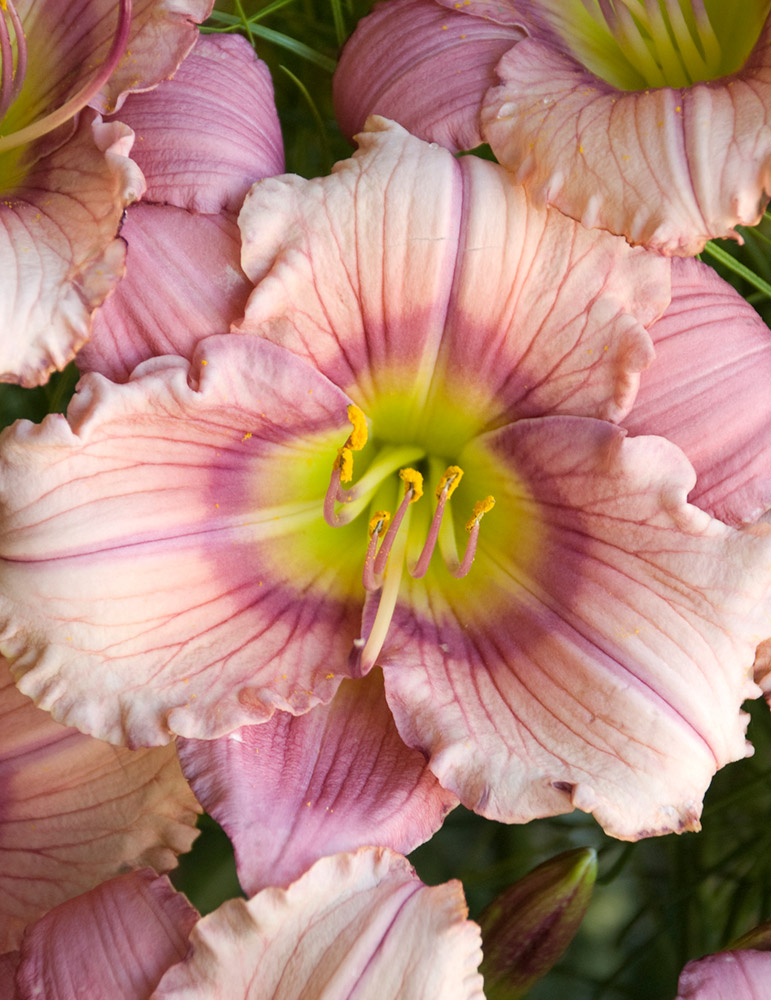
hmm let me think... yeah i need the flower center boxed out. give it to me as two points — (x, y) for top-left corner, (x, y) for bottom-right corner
(553, 0), (769, 90)
(0, 0), (132, 156)
(324, 405), (495, 672)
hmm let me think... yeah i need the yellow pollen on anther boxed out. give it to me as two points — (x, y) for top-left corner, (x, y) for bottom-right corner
(436, 465), (463, 500)
(346, 404), (368, 451)
(399, 467), (424, 502)
(466, 495), (495, 531)
(335, 446), (354, 484)
(368, 510), (391, 537)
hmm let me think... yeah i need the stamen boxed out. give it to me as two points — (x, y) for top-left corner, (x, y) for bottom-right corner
(410, 465), (463, 579)
(373, 468), (424, 576)
(363, 511), (390, 591)
(450, 495), (495, 578)
(323, 407), (370, 527)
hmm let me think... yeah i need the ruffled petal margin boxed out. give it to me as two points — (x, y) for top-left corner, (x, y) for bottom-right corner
(377, 416), (771, 838)
(177, 669), (457, 894)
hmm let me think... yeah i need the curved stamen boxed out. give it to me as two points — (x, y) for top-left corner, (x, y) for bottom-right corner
(373, 468), (423, 576)
(0, 0), (132, 153)
(410, 465), (463, 579)
(0, 2), (13, 122)
(363, 511), (390, 591)
(4, 0), (26, 111)
(450, 496), (495, 578)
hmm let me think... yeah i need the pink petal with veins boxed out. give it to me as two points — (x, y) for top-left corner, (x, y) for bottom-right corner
(676, 950), (771, 999)
(0, 336), (363, 746)
(153, 848), (484, 1000)
(78, 206), (251, 381)
(625, 257), (771, 526)
(239, 118), (667, 426)
(482, 25), (771, 255)
(0, 113), (144, 386)
(377, 417), (771, 838)
(15, 870), (199, 1000)
(178, 669), (457, 895)
(334, 0), (521, 150)
(0, 657), (200, 951)
(110, 34), (284, 212)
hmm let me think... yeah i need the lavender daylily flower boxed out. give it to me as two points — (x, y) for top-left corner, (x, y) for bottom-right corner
(0, 121), (769, 844)
(334, 0), (771, 254)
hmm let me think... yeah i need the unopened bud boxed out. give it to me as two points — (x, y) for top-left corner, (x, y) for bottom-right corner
(479, 847), (597, 1000)
(730, 918), (771, 952)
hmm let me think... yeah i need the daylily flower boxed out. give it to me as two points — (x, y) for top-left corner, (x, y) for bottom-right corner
(5, 849), (484, 999)
(334, 0), (771, 254)
(0, 120), (769, 843)
(0, 655), (200, 952)
(76, 32), (285, 383)
(0, 0), (213, 386)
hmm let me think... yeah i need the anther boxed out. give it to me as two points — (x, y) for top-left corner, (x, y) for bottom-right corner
(363, 511), (390, 591)
(324, 406), (370, 526)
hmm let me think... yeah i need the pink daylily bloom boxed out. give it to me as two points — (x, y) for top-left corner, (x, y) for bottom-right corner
(77, 34), (284, 383)
(675, 949), (771, 999)
(7, 851), (483, 1000)
(0, 656), (200, 952)
(0, 0), (213, 386)
(177, 669), (458, 894)
(0, 121), (769, 841)
(335, 0), (771, 254)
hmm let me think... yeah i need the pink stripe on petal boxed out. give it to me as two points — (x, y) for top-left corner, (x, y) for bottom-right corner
(178, 669), (457, 895)
(0, 336), (364, 746)
(78, 206), (252, 381)
(379, 417), (771, 837)
(482, 27), (771, 255)
(111, 35), (284, 212)
(0, 658), (200, 951)
(16, 870), (198, 1000)
(153, 849), (484, 1000)
(334, 0), (521, 149)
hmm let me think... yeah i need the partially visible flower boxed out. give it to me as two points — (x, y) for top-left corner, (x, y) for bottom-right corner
(1, 122), (768, 844)
(675, 921), (771, 999)
(479, 848), (596, 1000)
(334, 0), (771, 254)
(77, 33), (284, 383)
(0, 656), (200, 952)
(0, 0), (213, 386)
(6, 850), (484, 1000)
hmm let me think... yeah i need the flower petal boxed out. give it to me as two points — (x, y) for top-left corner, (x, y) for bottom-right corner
(0, 113), (144, 386)
(675, 950), (771, 1000)
(482, 28), (771, 254)
(334, 0), (521, 150)
(153, 848), (484, 1000)
(92, 0), (215, 115)
(239, 118), (667, 430)
(0, 656), (200, 951)
(377, 417), (770, 837)
(109, 35), (284, 212)
(625, 257), (771, 526)
(77, 206), (252, 381)
(177, 669), (457, 895)
(0, 335), (364, 746)
(15, 870), (199, 1000)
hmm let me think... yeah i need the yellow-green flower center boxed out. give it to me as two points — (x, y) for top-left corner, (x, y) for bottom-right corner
(553, 0), (770, 89)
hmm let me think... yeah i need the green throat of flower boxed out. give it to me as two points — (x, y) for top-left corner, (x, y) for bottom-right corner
(324, 405), (495, 672)
(557, 0), (770, 90)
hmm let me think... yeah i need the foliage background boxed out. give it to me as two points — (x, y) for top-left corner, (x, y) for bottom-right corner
(2, 2), (770, 996)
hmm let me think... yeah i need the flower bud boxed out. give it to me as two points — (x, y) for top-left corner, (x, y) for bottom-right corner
(479, 847), (597, 1000)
